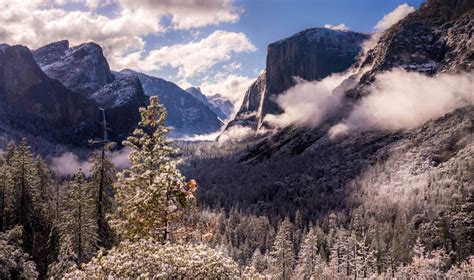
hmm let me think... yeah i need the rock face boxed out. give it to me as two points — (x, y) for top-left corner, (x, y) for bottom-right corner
(227, 29), (369, 131)
(90, 76), (148, 140)
(117, 70), (222, 136)
(33, 40), (115, 96)
(185, 87), (232, 120)
(225, 72), (266, 130)
(0, 45), (100, 144)
(358, 0), (474, 87)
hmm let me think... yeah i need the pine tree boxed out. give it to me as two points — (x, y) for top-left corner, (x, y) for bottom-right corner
(327, 227), (349, 278)
(0, 155), (8, 231)
(90, 144), (116, 248)
(250, 247), (267, 274)
(111, 96), (195, 242)
(9, 139), (41, 227)
(60, 170), (97, 263)
(33, 156), (52, 220)
(293, 226), (323, 280)
(47, 234), (78, 279)
(354, 233), (377, 278)
(268, 218), (295, 279)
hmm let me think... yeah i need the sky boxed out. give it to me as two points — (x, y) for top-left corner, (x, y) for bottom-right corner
(0, 0), (424, 105)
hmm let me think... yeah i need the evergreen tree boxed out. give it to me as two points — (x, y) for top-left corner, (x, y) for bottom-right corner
(90, 145), (116, 248)
(9, 139), (40, 227)
(250, 247), (267, 274)
(0, 155), (8, 231)
(47, 234), (78, 279)
(351, 232), (377, 278)
(293, 226), (323, 280)
(111, 96), (195, 242)
(60, 170), (97, 263)
(327, 228), (349, 278)
(268, 218), (295, 279)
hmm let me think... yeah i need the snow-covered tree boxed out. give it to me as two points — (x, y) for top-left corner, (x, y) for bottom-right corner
(64, 239), (240, 279)
(9, 139), (42, 227)
(90, 144), (116, 248)
(293, 226), (324, 280)
(111, 96), (195, 242)
(251, 247), (267, 274)
(445, 256), (474, 279)
(0, 154), (11, 231)
(60, 170), (97, 263)
(354, 233), (377, 278)
(268, 218), (295, 279)
(47, 234), (78, 279)
(0, 225), (38, 279)
(395, 237), (448, 279)
(325, 228), (349, 279)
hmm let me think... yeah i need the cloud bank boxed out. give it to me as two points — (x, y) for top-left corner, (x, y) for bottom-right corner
(50, 152), (92, 176)
(330, 69), (474, 138)
(265, 72), (355, 128)
(374, 3), (415, 32)
(324, 23), (350, 31)
(49, 148), (131, 176)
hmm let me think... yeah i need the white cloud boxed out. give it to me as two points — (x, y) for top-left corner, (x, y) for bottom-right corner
(117, 0), (241, 30)
(49, 148), (132, 176)
(265, 72), (355, 128)
(218, 125), (254, 143)
(50, 152), (92, 176)
(329, 69), (474, 138)
(374, 3), (415, 31)
(0, 0), (246, 76)
(145, 31), (255, 78)
(324, 23), (350, 31)
(110, 148), (131, 170)
(113, 31), (255, 78)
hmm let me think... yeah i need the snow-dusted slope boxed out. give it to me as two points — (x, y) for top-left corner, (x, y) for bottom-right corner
(33, 40), (115, 96)
(185, 87), (232, 120)
(116, 69), (223, 136)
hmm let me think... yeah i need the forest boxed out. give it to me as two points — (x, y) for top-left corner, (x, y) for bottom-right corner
(0, 96), (472, 279)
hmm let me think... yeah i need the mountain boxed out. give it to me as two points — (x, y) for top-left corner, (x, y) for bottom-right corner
(239, 0), (473, 161)
(185, 87), (232, 120)
(30, 40), (146, 143)
(33, 40), (115, 96)
(207, 94), (234, 119)
(226, 28), (369, 130)
(0, 45), (100, 145)
(90, 76), (148, 140)
(32, 41), (222, 137)
(116, 69), (222, 136)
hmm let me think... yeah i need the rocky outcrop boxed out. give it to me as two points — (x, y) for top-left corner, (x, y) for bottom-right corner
(227, 29), (368, 131)
(359, 0), (473, 87)
(225, 72), (266, 130)
(33, 40), (115, 96)
(0, 45), (100, 144)
(90, 76), (148, 140)
(116, 69), (222, 136)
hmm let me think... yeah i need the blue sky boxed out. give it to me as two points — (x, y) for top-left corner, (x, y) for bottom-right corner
(0, 0), (424, 103)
